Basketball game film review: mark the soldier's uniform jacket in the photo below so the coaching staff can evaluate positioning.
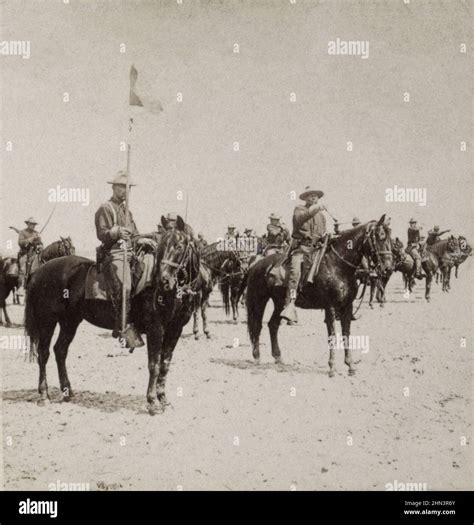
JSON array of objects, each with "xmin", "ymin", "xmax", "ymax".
[
  {"xmin": 265, "ymin": 224, "xmax": 290, "ymax": 246},
  {"xmin": 426, "ymin": 230, "xmax": 444, "ymax": 245},
  {"xmin": 291, "ymin": 205, "xmax": 327, "ymax": 244},
  {"xmin": 407, "ymin": 226, "xmax": 421, "ymax": 246},
  {"xmin": 18, "ymin": 229, "xmax": 42, "ymax": 253},
  {"xmin": 95, "ymin": 197, "xmax": 140, "ymax": 251}
]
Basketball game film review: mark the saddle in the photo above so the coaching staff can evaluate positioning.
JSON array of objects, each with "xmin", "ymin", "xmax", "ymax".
[
  {"xmin": 85, "ymin": 252, "xmax": 155, "ymax": 301},
  {"xmin": 265, "ymin": 239, "xmax": 328, "ymax": 290}
]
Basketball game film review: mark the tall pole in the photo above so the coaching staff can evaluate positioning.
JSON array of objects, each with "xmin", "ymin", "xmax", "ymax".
[{"xmin": 122, "ymin": 118, "xmax": 133, "ymax": 334}]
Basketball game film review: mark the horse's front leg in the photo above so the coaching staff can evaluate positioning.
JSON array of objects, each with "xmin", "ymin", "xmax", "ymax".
[
  {"xmin": 369, "ymin": 278, "xmax": 375, "ymax": 308},
  {"xmin": 425, "ymin": 272, "xmax": 432, "ymax": 302},
  {"xmin": 192, "ymin": 295, "xmax": 200, "ymax": 340},
  {"xmin": 156, "ymin": 328, "xmax": 183, "ymax": 409},
  {"xmin": 202, "ymin": 296, "xmax": 211, "ymax": 339},
  {"xmin": 232, "ymin": 284, "xmax": 239, "ymax": 323},
  {"xmin": 146, "ymin": 324, "xmax": 163, "ymax": 415},
  {"xmin": 341, "ymin": 306, "xmax": 356, "ymax": 376},
  {"xmin": 325, "ymin": 306, "xmax": 337, "ymax": 377}
]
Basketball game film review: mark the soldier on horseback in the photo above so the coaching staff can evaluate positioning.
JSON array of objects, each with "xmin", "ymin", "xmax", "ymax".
[
  {"xmin": 280, "ymin": 186, "xmax": 327, "ymax": 323},
  {"xmin": 426, "ymin": 225, "xmax": 450, "ymax": 246},
  {"xmin": 17, "ymin": 217, "xmax": 43, "ymax": 296},
  {"xmin": 407, "ymin": 218, "xmax": 423, "ymax": 279},
  {"xmin": 95, "ymin": 171, "xmax": 157, "ymax": 345},
  {"xmin": 262, "ymin": 213, "xmax": 291, "ymax": 255}
]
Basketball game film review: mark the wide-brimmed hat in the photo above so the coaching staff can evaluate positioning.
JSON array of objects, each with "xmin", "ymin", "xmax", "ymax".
[
  {"xmin": 433, "ymin": 225, "xmax": 440, "ymax": 231},
  {"xmin": 409, "ymin": 218, "xmax": 417, "ymax": 223},
  {"xmin": 268, "ymin": 213, "xmax": 281, "ymax": 221},
  {"xmin": 228, "ymin": 224, "xmax": 236, "ymax": 229},
  {"xmin": 24, "ymin": 217, "xmax": 38, "ymax": 225},
  {"xmin": 107, "ymin": 170, "xmax": 136, "ymax": 186},
  {"xmin": 167, "ymin": 212, "xmax": 178, "ymax": 221},
  {"xmin": 299, "ymin": 186, "xmax": 324, "ymax": 200},
  {"xmin": 244, "ymin": 227, "xmax": 253, "ymax": 233},
  {"xmin": 352, "ymin": 217, "xmax": 361, "ymax": 225}
]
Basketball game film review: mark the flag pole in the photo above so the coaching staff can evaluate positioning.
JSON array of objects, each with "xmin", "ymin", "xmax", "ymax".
[{"xmin": 122, "ymin": 117, "xmax": 133, "ymax": 334}]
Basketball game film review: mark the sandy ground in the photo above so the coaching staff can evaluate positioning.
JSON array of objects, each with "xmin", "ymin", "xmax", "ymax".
[{"xmin": 1, "ymin": 266, "xmax": 472, "ymax": 491}]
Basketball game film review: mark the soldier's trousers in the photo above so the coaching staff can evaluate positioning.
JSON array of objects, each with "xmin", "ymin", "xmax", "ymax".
[
  {"xmin": 103, "ymin": 249, "xmax": 133, "ymax": 331},
  {"xmin": 408, "ymin": 246, "xmax": 421, "ymax": 273},
  {"xmin": 18, "ymin": 253, "xmax": 28, "ymax": 287},
  {"xmin": 284, "ymin": 244, "xmax": 312, "ymax": 306}
]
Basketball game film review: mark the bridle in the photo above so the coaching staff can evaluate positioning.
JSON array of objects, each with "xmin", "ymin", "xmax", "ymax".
[
  {"xmin": 159, "ymin": 238, "xmax": 200, "ymax": 298},
  {"xmin": 330, "ymin": 224, "xmax": 384, "ymax": 277}
]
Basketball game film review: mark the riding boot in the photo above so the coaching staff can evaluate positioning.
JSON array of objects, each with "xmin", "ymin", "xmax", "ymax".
[
  {"xmin": 281, "ymin": 288, "xmax": 298, "ymax": 324},
  {"xmin": 110, "ymin": 284, "xmax": 144, "ymax": 349}
]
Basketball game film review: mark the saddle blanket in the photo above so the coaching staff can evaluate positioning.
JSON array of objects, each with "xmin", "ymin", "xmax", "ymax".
[{"xmin": 85, "ymin": 253, "xmax": 155, "ymax": 301}]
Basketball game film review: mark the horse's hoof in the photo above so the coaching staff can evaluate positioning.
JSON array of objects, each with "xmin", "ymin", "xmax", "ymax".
[
  {"xmin": 254, "ymin": 357, "xmax": 261, "ymax": 365},
  {"xmin": 205, "ymin": 332, "xmax": 211, "ymax": 339},
  {"xmin": 194, "ymin": 334, "xmax": 199, "ymax": 340},
  {"xmin": 369, "ymin": 304, "xmax": 373, "ymax": 309},
  {"xmin": 328, "ymin": 370, "xmax": 336, "ymax": 378},
  {"xmin": 37, "ymin": 398, "xmax": 50, "ymax": 407},
  {"xmin": 348, "ymin": 368, "xmax": 356, "ymax": 377},
  {"xmin": 274, "ymin": 357, "xmax": 284, "ymax": 365},
  {"xmin": 147, "ymin": 403, "xmax": 164, "ymax": 416},
  {"xmin": 233, "ymin": 319, "xmax": 238, "ymax": 324}
]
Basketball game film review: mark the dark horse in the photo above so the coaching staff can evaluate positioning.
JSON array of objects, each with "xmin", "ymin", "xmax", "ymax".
[
  {"xmin": 392, "ymin": 238, "xmax": 416, "ymax": 293},
  {"xmin": 422, "ymin": 236, "xmax": 461, "ymax": 301},
  {"xmin": 367, "ymin": 222, "xmax": 394, "ymax": 308},
  {"xmin": 0, "ymin": 257, "xmax": 19, "ymax": 326},
  {"xmin": 23, "ymin": 237, "xmax": 75, "ymax": 290},
  {"xmin": 199, "ymin": 242, "xmax": 247, "ymax": 324},
  {"xmin": 246, "ymin": 216, "xmax": 389, "ymax": 377},
  {"xmin": 453, "ymin": 236, "xmax": 472, "ymax": 279},
  {"xmin": 24, "ymin": 216, "xmax": 199, "ymax": 415}
]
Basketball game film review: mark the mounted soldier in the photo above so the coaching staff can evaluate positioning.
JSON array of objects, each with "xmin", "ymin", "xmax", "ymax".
[
  {"xmin": 280, "ymin": 186, "xmax": 327, "ymax": 323},
  {"xmin": 352, "ymin": 217, "xmax": 361, "ymax": 228},
  {"xmin": 406, "ymin": 218, "xmax": 423, "ymax": 279},
  {"xmin": 262, "ymin": 213, "xmax": 291, "ymax": 255},
  {"xmin": 17, "ymin": 217, "xmax": 43, "ymax": 296},
  {"xmin": 94, "ymin": 171, "xmax": 157, "ymax": 346},
  {"xmin": 426, "ymin": 225, "xmax": 450, "ymax": 246}
]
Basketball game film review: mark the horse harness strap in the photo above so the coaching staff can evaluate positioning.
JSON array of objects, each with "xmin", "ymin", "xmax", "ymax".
[{"xmin": 329, "ymin": 245, "xmax": 359, "ymax": 269}]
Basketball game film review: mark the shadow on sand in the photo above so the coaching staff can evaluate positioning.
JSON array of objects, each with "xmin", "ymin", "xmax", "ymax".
[{"xmin": 2, "ymin": 387, "xmax": 148, "ymax": 414}]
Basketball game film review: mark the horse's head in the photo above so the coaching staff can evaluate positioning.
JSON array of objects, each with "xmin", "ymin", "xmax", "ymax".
[
  {"xmin": 446, "ymin": 235, "xmax": 461, "ymax": 255},
  {"xmin": 59, "ymin": 236, "xmax": 75, "ymax": 256},
  {"xmin": 157, "ymin": 215, "xmax": 197, "ymax": 293},
  {"xmin": 360, "ymin": 215, "xmax": 393, "ymax": 278}
]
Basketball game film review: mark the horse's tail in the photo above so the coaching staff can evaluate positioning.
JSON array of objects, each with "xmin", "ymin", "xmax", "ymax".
[
  {"xmin": 24, "ymin": 284, "xmax": 39, "ymax": 362},
  {"xmin": 220, "ymin": 278, "xmax": 231, "ymax": 316},
  {"xmin": 246, "ymin": 263, "xmax": 268, "ymax": 348}
]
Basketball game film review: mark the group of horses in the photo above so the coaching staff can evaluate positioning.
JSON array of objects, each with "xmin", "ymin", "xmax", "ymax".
[{"xmin": 0, "ymin": 215, "xmax": 470, "ymax": 415}]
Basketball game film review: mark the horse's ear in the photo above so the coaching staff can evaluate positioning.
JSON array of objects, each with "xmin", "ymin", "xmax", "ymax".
[
  {"xmin": 176, "ymin": 215, "xmax": 185, "ymax": 232},
  {"xmin": 160, "ymin": 215, "xmax": 168, "ymax": 229},
  {"xmin": 67, "ymin": 236, "xmax": 71, "ymax": 241},
  {"xmin": 60, "ymin": 236, "xmax": 65, "ymax": 241},
  {"xmin": 377, "ymin": 214, "xmax": 386, "ymax": 226}
]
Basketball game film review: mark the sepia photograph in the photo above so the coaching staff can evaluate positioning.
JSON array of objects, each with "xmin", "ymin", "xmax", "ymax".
[{"xmin": 0, "ymin": 0, "xmax": 472, "ymax": 521}]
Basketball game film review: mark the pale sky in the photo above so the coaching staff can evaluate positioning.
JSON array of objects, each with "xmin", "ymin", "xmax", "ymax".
[{"xmin": 1, "ymin": 0, "xmax": 472, "ymax": 257}]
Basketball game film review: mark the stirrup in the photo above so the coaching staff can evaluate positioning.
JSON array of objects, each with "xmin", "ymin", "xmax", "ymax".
[
  {"xmin": 280, "ymin": 302, "xmax": 298, "ymax": 324},
  {"xmin": 119, "ymin": 324, "xmax": 145, "ymax": 350}
]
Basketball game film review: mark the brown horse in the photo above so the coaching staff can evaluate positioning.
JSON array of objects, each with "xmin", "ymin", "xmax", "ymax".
[
  {"xmin": 24, "ymin": 216, "xmax": 199, "ymax": 415},
  {"xmin": 246, "ymin": 216, "xmax": 389, "ymax": 377},
  {"xmin": 453, "ymin": 236, "xmax": 472, "ymax": 279},
  {"xmin": 368, "ymin": 222, "xmax": 394, "ymax": 308},
  {"xmin": 422, "ymin": 236, "xmax": 461, "ymax": 301},
  {"xmin": 392, "ymin": 238, "xmax": 416, "ymax": 293},
  {"xmin": 0, "ymin": 257, "xmax": 19, "ymax": 326},
  {"xmin": 192, "ymin": 258, "xmax": 215, "ymax": 340}
]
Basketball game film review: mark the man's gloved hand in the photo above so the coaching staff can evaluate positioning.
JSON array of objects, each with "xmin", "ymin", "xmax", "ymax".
[
  {"xmin": 137, "ymin": 238, "xmax": 158, "ymax": 250},
  {"xmin": 119, "ymin": 227, "xmax": 133, "ymax": 240}
]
